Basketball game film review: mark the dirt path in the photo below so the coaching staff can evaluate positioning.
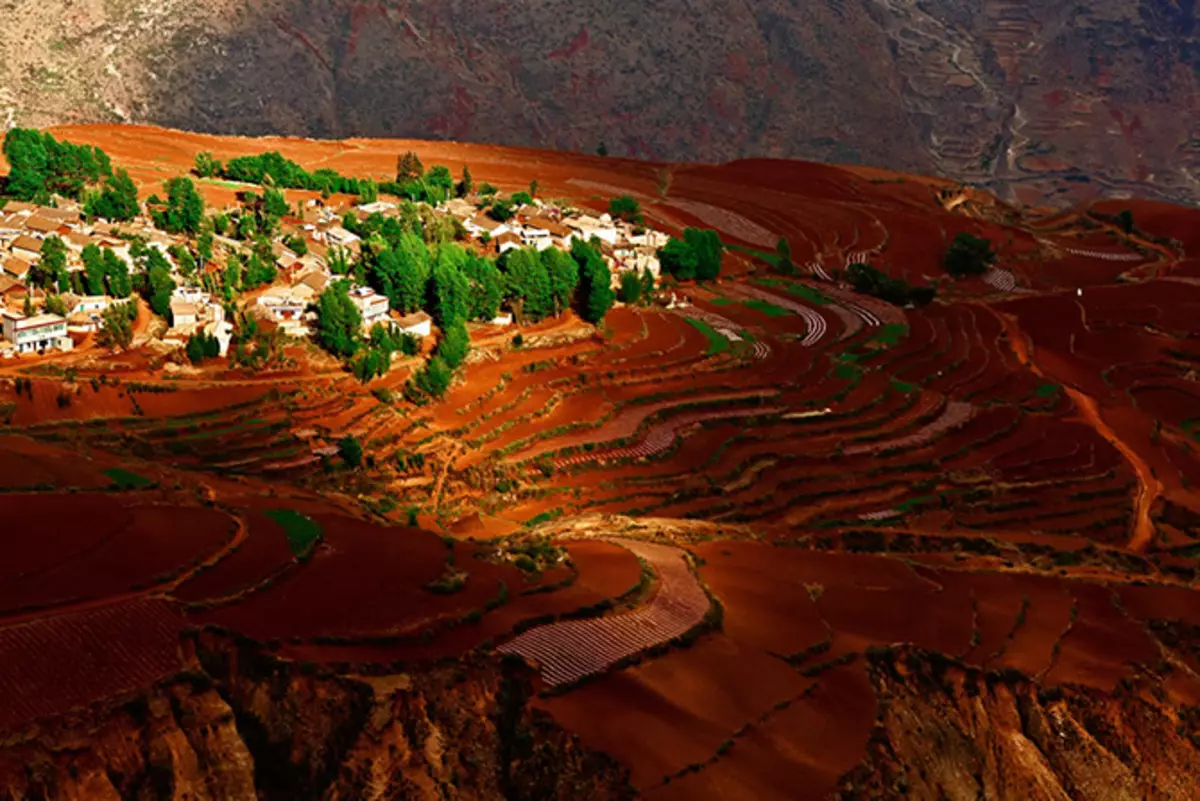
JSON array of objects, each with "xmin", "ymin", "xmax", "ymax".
[{"xmin": 990, "ymin": 307, "xmax": 1160, "ymax": 551}]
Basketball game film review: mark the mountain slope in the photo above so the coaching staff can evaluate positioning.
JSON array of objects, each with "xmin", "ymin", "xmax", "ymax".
[{"xmin": 1, "ymin": 0, "xmax": 1198, "ymax": 204}]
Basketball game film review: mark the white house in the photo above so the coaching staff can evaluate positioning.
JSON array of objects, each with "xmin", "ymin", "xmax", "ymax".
[
  {"xmin": 323, "ymin": 226, "xmax": 361, "ymax": 250},
  {"xmin": 11, "ymin": 235, "xmax": 44, "ymax": 263},
  {"xmin": 256, "ymin": 286, "xmax": 309, "ymax": 323},
  {"xmin": 1, "ymin": 311, "xmax": 70, "ymax": 353},
  {"xmin": 395, "ymin": 310, "xmax": 433, "ymax": 338},
  {"xmin": 348, "ymin": 285, "xmax": 390, "ymax": 329},
  {"xmin": 566, "ymin": 214, "xmax": 619, "ymax": 245},
  {"xmin": 464, "ymin": 212, "xmax": 510, "ymax": 240},
  {"xmin": 494, "ymin": 231, "xmax": 524, "ymax": 254},
  {"xmin": 491, "ymin": 312, "xmax": 514, "ymax": 326},
  {"xmin": 169, "ymin": 287, "xmax": 223, "ymax": 331}
]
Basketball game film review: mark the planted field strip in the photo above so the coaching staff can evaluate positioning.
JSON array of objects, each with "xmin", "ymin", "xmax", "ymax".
[
  {"xmin": 556, "ymin": 407, "xmax": 788, "ymax": 468},
  {"xmin": 1065, "ymin": 248, "xmax": 1143, "ymax": 262},
  {"xmin": 0, "ymin": 598, "xmax": 184, "ymax": 733},
  {"xmin": 497, "ymin": 540, "xmax": 710, "ymax": 687},
  {"xmin": 983, "ymin": 267, "xmax": 1016, "ymax": 292},
  {"xmin": 844, "ymin": 250, "xmax": 874, "ymax": 268},
  {"xmin": 726, "ymin": 285, "xmax": 828, "ymax": 347},
  {"xmin": 843, "ymin": 401, "xmax": 973, "ymax": 456},
  {"xmin": 510, "ymin": 390, "xmax": 779, "ymax": 463}
]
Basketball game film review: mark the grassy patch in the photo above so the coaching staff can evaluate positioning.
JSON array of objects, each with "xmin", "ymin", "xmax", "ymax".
[
  {"xmin": 743, "ymin": 299, "xmax": 790, "ymax": 318},
  {"xmin": 834, "ymin": 363, "xmax": 861, "ymax": 380},
  {"xmin": 104, "ymin": 468, "xmax": 153, "ymax": 490},
  {"xmin": 891, "ymin": 379, "xmax": 918, "ymax": 393},
  {"xmin": 264, "ymin": 509, "xmax": 323, "ymax": 557},
  {"xmin": 179, "ymin": 419, "xmax": 267, "ymax": 442},
  {"xmin": 755, "ymin": 279, "xmax": 833, "ymax": 306},
  {"xmin": 1183, "ymin": 419, "xmax": 1200, "ymax": 442},
  {"xmin": 709, "ymin": 297, "xmax": 736, "ymax": 306},
  {"xmin": 1034, "ymin": 382, "xmax": 1061, "ymax": 399},
  {"xmin": 726, "ymin": 243, "xmax": 781, "ymax": 267},
  {"xmin": 684, "ymin": 318, "xmax": 731, "ymax": 355},
  {"xmin": 525, "ymin": 507, "xmax": 565, "ymax": 527},
  {"xmin": 872, "ymin": 324, "xmax": 909, "ymax": 347}
]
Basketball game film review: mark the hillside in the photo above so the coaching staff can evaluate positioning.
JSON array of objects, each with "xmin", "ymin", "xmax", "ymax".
[
  {"xmin": 1, "ymin": 0, "xmax": 1198, "ymax": 205},
  {"xmin": 0, "ymin": 125, "xmax": 1199, "ymax": 799}
]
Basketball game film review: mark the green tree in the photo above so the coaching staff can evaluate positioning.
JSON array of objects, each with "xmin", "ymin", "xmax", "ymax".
[
  {"xmin": 640, "ymin": 267, "xmax": 656, "ymax": 301},
  {"xmin": 463, "ymin": 254, "xmax": 503, "ymax": 321},
  {"xmin": 618, "ymin": 270, "xmax": 642, "ymax": 304},
  {"xmin": 338, "ymin": 435, "xmax": 364, "ymax": 468},
  {"xmin": 1117, "ymin": 209, "xmax": 1135, "ymax": 234},
  {"xmin": 36, "ymin": 236, "xmax": 69, "ymax": 291},
  {"xmin": 408, "ymin": 355, "xmax": 453, "ymax": 400},
  {"xmin": 487, "ymin": 200, "xmax": 514, "ymax": 223},
  {"xmin": 399, "ymin": 332, "xmax": 421, "ymax": 356},
  {"xmin": 426, "ymin": 166, "xmax": 454, "ymax": 195},
  {"xmin": 428, "ymin": 250, "xmax": 470, "ymax": 328},
  {"xmin": 156, "ymin": 177, "xmax": 205, "ymax": 235},
  {"xmin": 456, "ymin": 166, "xmax": 473, "ymax": 198},
  {"xmin": 3, "ymin": 129, "xmax": 50, "ymax": 201},
  {"xmin": 193, "ymin": 151, "xmax": 223, "ymax": 178},
  {"xmin": 596, "ymin": 141, "xmax": 609, "ymax": 157},
  {"xmin": 686, "ymin": 227, "xmax": 724, "ymax": 281},
  {"xmin": 943, "ymin": 232, "xmax": 995, "ymax": 277},
  {"xmin": 315, "ymin": 282, "xmax": 363, "ymax": 358},
  {"xmin": 186, "ymin": 333, "xmax": 207, "ymax": 364},
  {"xmin": 529, "ymin": 179, "xmax": 539, "ymax": 198},
  {"xmin": 609, "ymin": 195, "xmax": 642, "ymax": 224},
  {"xmin": 22, "ymin": 293, "xmax": 33, "ymax": 317},
  {"xmin": 147, "ymin": 262, "xmax": 176, "ymax": 318},
  {"xmin": 98, "ymin": 301, "xmax": 136, "ymax": 350},
  {"xmin": 571, "ymin": 239, "xmax": 614, "ymax": 323},
  {"xmin": 103, "ymin": 249, "xmax": 132, "ymax": 297},
  {"xmin": 396, "ymin": 151, "xmax": 424, "ymax": 183},
  {"xmin": 262, "ymin": 187, "xmax": 290, "ymax": 219},
  {"xmin": 81, "ymin": 244, "xmax": 107, "ymax": 295},
  {"xmin": 504, "ymin": 247, "xmax": 553, "ymax": 322},
  {"xmin": 85, "ymin": 168, "xmax": 140, "ymax": 221},
  {"xmin": 541, "ymin": 247, "xmax": 578, "ymax": 314},
  {"xmin": 44, "ymin": 294, "xmax": 67, "ymax": 316},
  {"xmin": 511, "ymin": 191, "xmax": 533, "ymax": 206},
  {"xmin": 438, "ymin": 321, "xmax": 471, "ymax": 370},
  {"xmin": 658, "ymin": 237, "xmax": 698, "ymax": 280},
  {"xmin": 356, "ymin": 179, "xmax": 379, "ymax": 205}
]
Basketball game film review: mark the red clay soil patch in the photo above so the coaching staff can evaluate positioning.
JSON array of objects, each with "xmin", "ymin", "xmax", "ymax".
[
  {"xmin": 0, "ymin": 504, "xmax": 236, "ymax": 615},
  {"xmin": 1117, "ymin": 583, "xmax": 1200, "ymax": 629},
  {"xmin": 646, "ymin": 662, "xmax": 877, "ymax": 801},
  {"xmin": 0, "ymin": 598, "xmax": 185, "ymax": 734},
  {"xmin": 0, "ymin": 494, "xmax": 132, "ymax": 584},
  {"xmin": 1043, "ymin": 583, "xmax": 1160, "ymax": 691},
  {"xmin": 697, "ymin": 543, "xmax": 830, "ymax": 655},
  {"xmin": 930, "ymin": 570, "xmax": 1031, "ymax": 666},
  {"xmin": 987, "ymin": 574, "xmax": 1074, "ymax": 676},
  {"xmin": 172, "ymin": 510, "xmax": 294, "ymax": 602},
  {"xmin": 192, "ymin": 515, "xmax": 485, "ymax": 639},
  {"xmin": 815, "ymin": 583, "xmax": 974, "ymax": 656},
  {"xmin": 536, "ymin": 633, "xmax": 810, "ymax": 789},
  {"xmin": 0, "ymin": 435, "xmax": 113, "ymax": 489}
]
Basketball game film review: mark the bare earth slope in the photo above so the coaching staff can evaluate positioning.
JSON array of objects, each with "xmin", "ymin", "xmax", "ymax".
[{"xmin": 2, "ymin": 0, "xmax": 1199, "ymax": 204}]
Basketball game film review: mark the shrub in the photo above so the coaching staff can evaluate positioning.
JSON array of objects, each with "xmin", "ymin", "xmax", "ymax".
[{"xmin": 943, "ymin": 232, "xmax": 995, "ymax": 277}]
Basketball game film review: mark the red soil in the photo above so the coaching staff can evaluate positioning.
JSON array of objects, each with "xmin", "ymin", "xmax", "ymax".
[
  {"xmin": 1043, "ymin": 583, "xmax": 1160, "ymax": 691},
  {"xmin": 646, "ymin": 662, "xmax": 876, "ymax": 801},
  {"xmin": 536, "ymin": 633, "xmax": 811, "ymax": 789},
  {"xmin": 0, "ymin": 598, "xmax": 185, "ymax": 734},
  {"xmin": 171, "ymin": 510, "xmax": 295, "ymax": 602},
  {"xmin": 0, "ymin": 503, "xmax": 236, "ymax": 615}
]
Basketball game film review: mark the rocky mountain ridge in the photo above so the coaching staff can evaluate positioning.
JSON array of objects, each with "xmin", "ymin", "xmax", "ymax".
[{"xmin": 1, "ymin": 0, "xmax": 1197, "ymax": 205}]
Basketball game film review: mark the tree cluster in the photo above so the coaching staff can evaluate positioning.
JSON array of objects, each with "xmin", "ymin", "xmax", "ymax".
[
  {"xmin": 80, "ymin": 244, "xmax": 133, "ymax": 298},
  {"xmin": 2, "ymin": 129, "xmax": 112, "ymax": 202},
  {"xmin": 844, "ymin": 263, "xmax": 935, "ymax": 307},
  {"xmin": 943, "ymin": 232, "xmax": 995, "ymax": 277},
  {"xmin": 152, "ymin": 177, "xmax": 205, "ymax": 235},
  {"xmin": 98, "ymin": 300, "xmax": 138, "ymax": 350},
  {"xmin": 185, "ymin": 331, "xmax": 222, "ymax": 364},
  {"xmin": 609, "ymin": 195, "xmax": 643, "ymax": 225},
  {"xmin": 658, "ymin": 227, "xmax": 723, "ymax": 281}
]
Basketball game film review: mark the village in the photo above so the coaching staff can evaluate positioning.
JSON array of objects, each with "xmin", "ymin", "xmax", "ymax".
[{"xmin": 0, "ymin": 177, "xmax": 670, "ymax": 362}]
